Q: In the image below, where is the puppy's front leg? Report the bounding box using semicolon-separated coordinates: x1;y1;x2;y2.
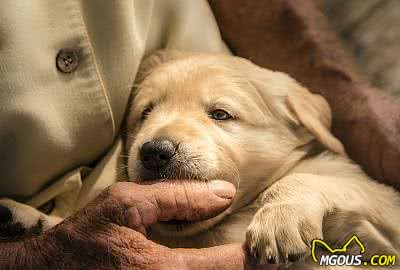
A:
247;172;400;266
246;173;329;265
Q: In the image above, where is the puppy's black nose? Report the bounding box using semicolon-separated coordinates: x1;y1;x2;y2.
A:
0;205;12;224
140;139;176;170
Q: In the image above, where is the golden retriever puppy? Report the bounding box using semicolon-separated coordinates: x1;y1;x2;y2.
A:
124;50;400;269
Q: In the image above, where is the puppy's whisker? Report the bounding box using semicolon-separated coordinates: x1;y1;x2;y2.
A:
219;157;241;190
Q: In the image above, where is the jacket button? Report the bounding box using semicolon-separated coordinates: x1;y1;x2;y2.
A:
56;48;80;73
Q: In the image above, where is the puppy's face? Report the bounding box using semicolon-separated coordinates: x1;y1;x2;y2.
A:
125;51;342;237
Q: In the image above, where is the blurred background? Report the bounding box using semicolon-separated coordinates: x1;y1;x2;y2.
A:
320;0;400;96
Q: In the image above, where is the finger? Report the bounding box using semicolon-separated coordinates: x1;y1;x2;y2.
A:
103;180;235;232
149;180;236;222
174;243;280;270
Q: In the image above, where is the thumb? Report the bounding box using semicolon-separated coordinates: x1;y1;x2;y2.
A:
104;180;235;233
149;179;236;223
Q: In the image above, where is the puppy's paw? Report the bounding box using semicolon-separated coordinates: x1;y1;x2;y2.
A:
0;199;44;240
246;203;323;265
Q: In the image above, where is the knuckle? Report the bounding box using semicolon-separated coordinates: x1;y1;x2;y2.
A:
107;182;130;200
102;183;146;227
104;183;136;210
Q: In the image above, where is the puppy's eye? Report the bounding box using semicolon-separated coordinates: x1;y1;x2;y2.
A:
141;107;152;121
209;109;232;121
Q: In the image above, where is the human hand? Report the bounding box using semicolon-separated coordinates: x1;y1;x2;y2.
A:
1;180;275;269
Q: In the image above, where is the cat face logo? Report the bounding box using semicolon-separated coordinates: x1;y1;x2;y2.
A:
311;235;396;267
311;235;365;265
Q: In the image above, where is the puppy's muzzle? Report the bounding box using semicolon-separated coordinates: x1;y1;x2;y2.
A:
140;138;177;170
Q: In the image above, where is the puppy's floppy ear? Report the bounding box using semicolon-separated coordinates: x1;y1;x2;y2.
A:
287;86;345;154
136;50;189;83
233;57;344;154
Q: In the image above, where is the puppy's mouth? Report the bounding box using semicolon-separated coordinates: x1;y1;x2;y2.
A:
136;159;208;182
152;212;229;238
143;171;223;236
143;173;236;238
129;150;234;236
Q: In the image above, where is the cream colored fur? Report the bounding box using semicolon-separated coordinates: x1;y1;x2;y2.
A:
125;51;400;269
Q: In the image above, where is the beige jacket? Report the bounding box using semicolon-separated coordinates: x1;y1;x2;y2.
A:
0;0;228;220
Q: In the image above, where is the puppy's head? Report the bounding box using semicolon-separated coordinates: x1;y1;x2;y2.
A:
125;50;344;237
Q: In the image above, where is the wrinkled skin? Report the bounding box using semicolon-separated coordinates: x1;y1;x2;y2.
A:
0;181;277;270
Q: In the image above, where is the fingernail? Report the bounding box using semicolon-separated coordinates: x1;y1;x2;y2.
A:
209;180;236;199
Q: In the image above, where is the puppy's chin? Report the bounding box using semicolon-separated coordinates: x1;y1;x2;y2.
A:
130;162;211;182
150;209;230;238
129;166;233;237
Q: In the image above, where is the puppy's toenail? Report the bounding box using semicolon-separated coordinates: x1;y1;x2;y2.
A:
267;256;276;264
0;205;12;223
